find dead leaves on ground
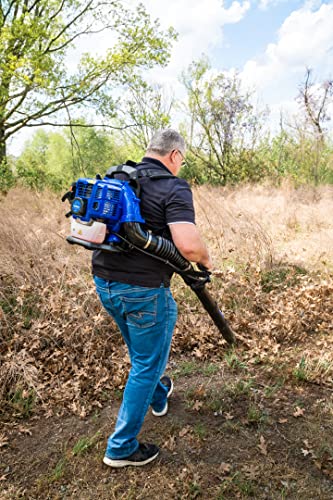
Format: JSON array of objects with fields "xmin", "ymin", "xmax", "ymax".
[{"xmin": 1, "ymin": 234, "xmax": 333, "ymax": 417}]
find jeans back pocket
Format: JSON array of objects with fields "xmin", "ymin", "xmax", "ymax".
[{"xmin": 122, "ymin": 294, "xmax": 158, "ymax": 329}]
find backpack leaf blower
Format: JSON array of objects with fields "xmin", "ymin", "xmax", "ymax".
[{"xmin": 62, "ymin": 164, "xmax": 235, "ymax": 345}]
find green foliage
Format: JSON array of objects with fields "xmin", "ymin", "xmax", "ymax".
[
  {"xmin": 16, "ymin": 125, "xmax": 119, "ymax": 189},
  {"xmin": 0, "ymin": 0, "xmax": 176, "ymax": 164},
  {"xmin": 181, "ymin": 57, "xmax": 267, "ymax": 185},
  {"xmin": 224, "ymin": 349, "xmax": 247, "ymax": 371},
  {"xmin": 16, "ymin": 130, "xmax": 65, "ymax": 190},
  {"xmin": 266, "ymin": 130, "xmax": 333, "ymax": 185},
  {"xmin": 293, "ymin": 357, "xmax": 308, "ymax": 382},
  {"xmin": 49, "ymin": 458, "xmax": 67, "ymax": 482},
  {"xmin": 0, "ymin": 158, "xmax": 16, "ymax": 193},
  {"xmin": 72, "ymin": 432, "xmax": 100, "ymax": 456},
  {"xmin": 192, "ymin": 422, "xmax": 207, "ymax": 440},
  {"xmin": 117, "ymin": 78, "xmax": 173, "ymax": 151}
]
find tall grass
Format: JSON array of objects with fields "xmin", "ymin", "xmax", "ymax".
[{"xmin": 1, "ymin": 184, "xmax": 332, "ymax": 417}]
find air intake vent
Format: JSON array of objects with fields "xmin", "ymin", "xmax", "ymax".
[
  {"xmin": 95, "ymin": 187, "xmax": 103, "ymax": 199},
  {"xmin": 106, "ymin": 188, "xmax": 120, "ymax": 201},
  {"xmin": 77, "ymin": 182, "xmax": 93, "ymax": 198},
  {"xmin": 102, "ymin": 201, "xmax": 118, "ymax": 218}
]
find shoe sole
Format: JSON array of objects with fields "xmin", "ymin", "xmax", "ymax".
[
  {"xmin": 152, "ymin": 380, "xmax": 174, "ymax": 417},
  {"xmin": 103, "ymin": 451, "xmax": 159, "ymax": 468}
]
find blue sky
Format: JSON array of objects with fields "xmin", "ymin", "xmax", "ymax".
[
  {"xmin": 213, "ymin": 1, "xmax": 306, "ymax": 68},
  {"xmin": 8, "ymin": 0, "xmax": 333, "ymax": 153},
  {"xmin": 142, "ymin": 0, "xmax": 333, "ymax": 131}
]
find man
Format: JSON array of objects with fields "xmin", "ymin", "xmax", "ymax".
[{"xmin": 92, "ymin": 129, "xmax": 212, "ymax": 467}]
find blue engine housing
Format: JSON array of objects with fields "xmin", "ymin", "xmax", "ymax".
[{"xmin": 71, "ymin": 177, "xmax": 145, "ymax": 243}]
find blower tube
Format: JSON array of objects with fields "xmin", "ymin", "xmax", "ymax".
[
  {"xmin": 124, "ymin": 223, "xmax": 236, "ymax": 345},
  {"xmin": 67, "ymin": 222, "xmax": 236, "ymax": 344}
]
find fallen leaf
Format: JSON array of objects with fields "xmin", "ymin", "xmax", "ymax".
[
  {"xmin": 193, "ymin": 400, "xmax": 203, "ymax": 411},
  {"xmin": 242, "ymin": 464, "xmax": 260, "ymax": 480},
  {"xmin": 163, "ymin": 435, "xmax": 176, "ymax": 451},
  {"xmin": 18, "ymin": 426, "xmax": 32, "ymax": 436},
  {"xmin": 219, "ymin": 462, "xmax": 231, "ymax": 474},
  {"xmin": 293, "ymin": 406, "xmax": 305, "ymax": 418},
  {"xmin": 179, "ymin": 426, "xmax": 191, "ymax": 438},
  {"xmin": 258, "ymin": 435, "xmax": 268, "ymax": 456},
  {"xmin": 301, "ymin": 448, "xmax": 310, "ymax": 457},
  {"xmin": 224, "ymin": 412, "xmax": 234, "ymax": 420},
  {"xmin": 278, "ymin": 418, "xmax": 288, "ymax": 424},
  {"xmin": 0, "ymin": 434, "xmax": 9, "ymax": 448}
]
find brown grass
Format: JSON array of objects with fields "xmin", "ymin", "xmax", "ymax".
[
  {"xmin": 1, "ymin": 184, "xmax": 333, "ymax": 498},
  {"xmin": 193, "ymin": 183, "xmax": 333, "ymax": 272},
  {"xmin": 0, "ymin": 185, "xmax": 332, "ymax": 416}
]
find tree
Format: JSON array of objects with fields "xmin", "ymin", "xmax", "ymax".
[
  {"xmin": 16, "ymin": 129, "xmax": 71, "ymax": 189},
  {"xmin": 298, "ymin": 68, "xmax": 333, "ymax": 144},
  {"xmin": 181, "ymin": 57, "xmax": 267, "ymax": 184},
  {"xmin": 16, "ymin": 123, "xmax": 121, "ymax": 189},
  {"xmin": 293, "ymin": 68, "xmax": 333, "ymax": 184},
  {"xmin": 0, "ymin": 0, "xmax": 176, "ymax": 170},
  {"xmin": 117, "ymin": 78, "xmax": 174, "ymax": 152}
]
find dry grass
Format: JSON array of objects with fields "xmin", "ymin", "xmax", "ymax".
[
  {"xmin": 1, "ymin": 184, "xmax": 333, "ymax": 498},
  {"xmin": 0, "ymin": 185, "xmax": 332, "ymax": 417},
  {"xmin": 193, "ymin": 183, "xmax": 333, "ymax": 272}
]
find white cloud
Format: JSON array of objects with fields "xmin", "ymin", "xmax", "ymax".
[
  {"xmin": 239, "ymin": 2, "xmax": 333, "ymax": 132},
  {"xmin": 257, "ymin": 0, "xmax": 288, "ymax": 10},
  {"xmin": 140, "ymin": 0, "xmax": 250, "ymax": 77},
  {"xmin": 241, "ymin": 3, "xmax": 333, "ymax": 91}
]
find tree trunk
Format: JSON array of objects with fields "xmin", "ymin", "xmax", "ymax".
[
  {"xmin": 0, "ymin": 125, "xmax": 15, "ymax": 194},
  {"xmin": 0, "ymin": 123, "xmax": 6, "ymax": 163}
]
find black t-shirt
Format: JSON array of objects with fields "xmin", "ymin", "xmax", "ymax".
[{"xmin": 92, "ymin": 157, "xmax": 195, "ymax": 287}]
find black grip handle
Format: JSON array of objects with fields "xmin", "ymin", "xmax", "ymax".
[{"xmin": 105, "ymin": 164, "xmax": 138, "ymax": 181}]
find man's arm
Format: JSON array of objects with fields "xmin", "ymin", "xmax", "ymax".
[{"xmin": 169, "ymin": 223, "xmax": 213, "ymax": 270}]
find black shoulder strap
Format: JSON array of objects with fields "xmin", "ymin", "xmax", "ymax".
[{"xmin": 136, "ymin": 162, "xmax": 174, "ymax": 180}]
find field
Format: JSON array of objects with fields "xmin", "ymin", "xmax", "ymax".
[{"xmin": 1, "ymin": 184, "xmax": 333, "ymax": 499}]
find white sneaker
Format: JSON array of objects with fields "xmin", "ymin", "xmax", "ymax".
[{"xmin": 152, "ymin": 377, "xmax": 173, "ymax": 417}]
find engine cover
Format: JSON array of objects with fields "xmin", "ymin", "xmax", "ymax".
[{"xmin": 70, "ymin": 177, "xmax": 145, "ymax": 244}]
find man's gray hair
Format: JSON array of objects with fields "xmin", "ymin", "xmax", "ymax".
[{"xmin": 146, "ymin": 129, "xmax": 186, "ymax": 156}]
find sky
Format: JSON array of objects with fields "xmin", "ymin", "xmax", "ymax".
[
  {"xmin": 8, "ymin": 0, "xmax": 333, "ymax": 153},
  {"xmin": 140, "ymin": 0, "xmax": 333, "ymax": 130}
]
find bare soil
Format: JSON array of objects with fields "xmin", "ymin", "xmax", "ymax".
[{"xmin": 1, "ymin": 353, "xmax": 333, "ymax": 499}]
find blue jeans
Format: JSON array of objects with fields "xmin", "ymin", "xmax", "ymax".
[{"xmin": 93, "ymin": 276, "xmax": 177, "ymax": 459}]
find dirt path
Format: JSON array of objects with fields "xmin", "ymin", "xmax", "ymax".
[{"xmin": 1, "ymin": 357, "xmax": 333, "ymax": 499}]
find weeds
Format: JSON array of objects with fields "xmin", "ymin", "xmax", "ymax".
[
  {"xmin": 224, "ymin": 350, "xmax": 248, "ymax": 372},
  {"xmin": 72, "ymin": 432, "xmax": 101, "ymax": 456},
  {"xmin": 202, "ymin": 363, "xmax": 220, "ymax": 376},
  {"xmin": 1, "ymin": 185, "xmax": 333, "ymax": 500},
  {"xmin": 9, "ymin": 388, "xmax": 36, "ymax": 418},
  {"xmin": 217, "ymin": 472, "xmax": 257, "ymax": 498},
  {"xmin": 193, "ymin": 422, "xmax": 207, "ymax": 440},
  {"xmin": 293, "ymin": 357, "xmax": 308, "ymax": 381},
  {"xmin": 264, "ymin": 377, "xmax": 285, "ymax": 398},
  {"xmin": 293, "ymin": 354, "xmax": 333, "ymax": 384},
  {"xmin": 174, "ymin": 361, "xmax": 199, "ymax": 377},
  {"xmin": 225, "ymin": 379, "xmax": 255, "ymax": 398},
  {"xmin": 1, "ymin": 186, "xmax": 333, "ymax": 418},
  {"xmin": 247, "ymin": 404, "xmax": 267, "ymax": 426},
  {"xmin": 260, "ymin": 264, "xmax": 307, "ymax": 293},
  {"xmin": 52, "ymin": 458, "xmax": 66, "ymax": 481},
  {"xmin": 173, "ymin": 361, "xmax": 221, "ymax": 379}
]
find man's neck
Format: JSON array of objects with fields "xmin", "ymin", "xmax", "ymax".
[{"xmin": 144, "ymin": 153, "xmax": 177, "ymax": 175}]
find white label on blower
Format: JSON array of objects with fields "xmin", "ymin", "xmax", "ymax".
[{"xmin": 71, "ymin": 219, "xmax": 107, "ymax": 244}]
